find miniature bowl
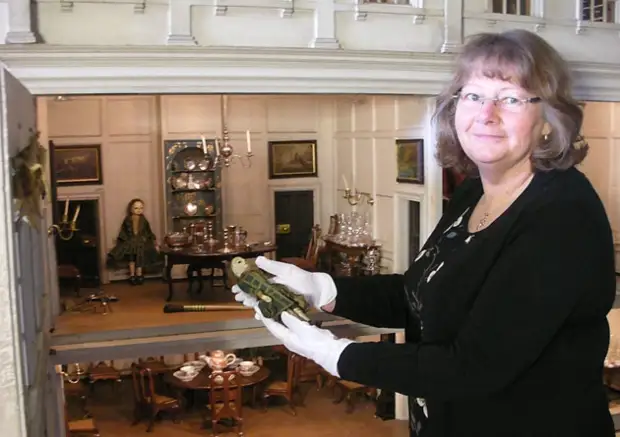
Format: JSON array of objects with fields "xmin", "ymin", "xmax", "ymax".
[{"xmin": 165, "ymin": 232, "xmax": 190, "ymax": 249}]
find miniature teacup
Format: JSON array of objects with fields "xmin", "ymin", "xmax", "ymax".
[{"xmin": 238, "ymin": 361, "xmax": 255, "ymax": 372}]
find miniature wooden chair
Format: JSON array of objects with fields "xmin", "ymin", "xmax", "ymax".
[
  {"xmin": 138, "ymin": 356, "xmax": 170, "ymax": 375},
  {"xmin": 206, "ymin": 369, "xmax": 243, "ymax": 437},
  {"xmin": 262, "ymin": 351, "xmax": 304, "ymax": 415},
  {"xmin": 87, "ymin": 361, "xmax": 121, "ymax": 394},
  {"xmin": 65, "ymin": 403, "xmax": 100, "ymax": 436},
  {"xmin": 331, "ymin": 379, "xmax": 378, "ymax": 414},
  {"xmin": 280, "ymin": 225, "xmax": 323, "ymax": 272},
  {"xmin": 58, "ymin": 264, "xmax": 81, "ymax": 296},
  {"xmin": 131, "ymin": 363, "xmax": 181, "ymax": 432}
]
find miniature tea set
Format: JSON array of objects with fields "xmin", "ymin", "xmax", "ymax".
[{"xmin": 173, "ymin": 350, "xmax": 260, "ymax": 382}]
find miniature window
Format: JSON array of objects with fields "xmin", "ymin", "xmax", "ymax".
[
  {"xmin": 492, "ymin": 0, "xmax": 532, "ymax": 15},
  {"xmin": 580, "ymin": 0, "xmax": 617, "ymax": 23}
]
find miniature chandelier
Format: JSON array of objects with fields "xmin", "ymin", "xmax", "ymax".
[{"xmin": 209, "ymin": 95, "xmax": 253, "ymax": 168}]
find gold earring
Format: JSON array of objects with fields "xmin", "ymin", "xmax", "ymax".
[{"xmin": 543, "ymin": 133, "xmax": 549, "ymax": 142}]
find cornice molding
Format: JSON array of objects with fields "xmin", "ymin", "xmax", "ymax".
[{"xmin": 0, "ymin": 45, "xmax": 619, "ymax": 100}]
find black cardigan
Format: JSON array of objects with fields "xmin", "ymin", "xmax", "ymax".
[{"xmin": 332, "ymin": 167, "xmax": 617, "ymax": 437}]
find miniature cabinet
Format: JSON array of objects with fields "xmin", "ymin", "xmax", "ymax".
[{"xmin": 163, "ymin": 139, "xmax": 223, "ymax": 238}]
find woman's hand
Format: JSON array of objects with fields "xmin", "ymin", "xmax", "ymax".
[
  {"xmin": 254, "ymin": 256, "xmax": 338, "ymax": 312},
  {"xmin": 258, "ymin": 309, "xmax": 353, "ymax": 377}
]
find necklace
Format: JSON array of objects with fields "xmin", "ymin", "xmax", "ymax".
[
  {"xmin": 473, "ymin": 173, "xmax": 534, "ymax": 232},
  {"xmin": 476, "ymin": 212, "xmax": 490, "ymax": 231}
]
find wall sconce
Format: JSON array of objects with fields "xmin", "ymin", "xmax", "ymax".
[
  {"xmin": 60, "ymin": 362, "xmax": 86, "ymax": 384},
  {"xmin": 343, "ymin": 188, "xmax": 375, "ymax": 206},
  {"xmin": 48, "ymin": 199, "xmax": 80, "ymax": 241}
]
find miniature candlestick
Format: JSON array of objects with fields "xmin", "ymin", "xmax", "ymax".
[
  {"xmin": 71, "ymin": 205, "xmax": 80, "ymax": 224},
  {"xmin": 63, "ymin": 199, "xmax": 69, "ymax": 222},
  {"xmin": 246, "ymin": 129, "xmax": 252, "ymax": 154},
  {"xmin": 201, "ymin": 134, "xmax": 208, "ymax": 154}
]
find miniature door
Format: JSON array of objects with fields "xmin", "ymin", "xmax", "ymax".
[{"xmin": 0, "ymin": 67, "xmax": 59, "ymax": 436}]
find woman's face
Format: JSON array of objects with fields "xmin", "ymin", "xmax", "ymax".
[
  {"xmin": 454, "ymin": 74, "xmax": 546, "ymax": 174},
  {"xmin": 131, "ymin": 201, "xmax": 144, "ymax": 216}
]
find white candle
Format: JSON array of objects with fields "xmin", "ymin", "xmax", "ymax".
[
  {"xmin": 72, "ymin": 205, "xmax": 80, "ymax": 224},
  {"xmin": 215, "ymin": 138, "xmax": 220, "ymax": 156},
  {"xmin": 63, "ymin": 199, "xmax": 69, "ymax": 221},
  {"xmin": 200, "ymin": 134, "xmax": 207, "ymax": 154},
  {"xmin": 342, "ymin": 174, "xmax": 349, "ymax": 190},
  {"xmin": 246, "ymin": 130, "xmax": 252, "ymax": 154}
]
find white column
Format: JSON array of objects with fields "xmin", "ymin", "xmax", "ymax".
[
  {"xmin": 440, "ymin": 0, "xmax": 463, "ymax": 53},
  {"xmin": 310, "ymin": 0, "xmax": 341, "ymax": 49},
  {"xmin": 5, "ymin": 0, "xmax": 37, "ymax": 44},
  {"xmin": 167, "ymin": 0, "xmax": 197, "ymax": 46}
]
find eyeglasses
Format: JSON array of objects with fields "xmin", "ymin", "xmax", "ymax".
[{"xmin": 453, "ymin": 92, "xmax": 541, "ymax": 113}]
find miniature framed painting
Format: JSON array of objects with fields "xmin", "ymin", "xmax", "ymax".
[
  {"xmin": 54, "ymin": 144, "xmax": 103, "ymax": 186},
  {"xmin": 268, "ymin": 140, "xmax": 318, "ymax": 179},
  {"xmin": 396, "ymin": 139, "xmax": 424, "ymax": 184}
]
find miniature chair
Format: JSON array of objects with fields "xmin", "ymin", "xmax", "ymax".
[
  {"xmin": 331, "ymin": 379, "xmax": 378, "ymax": 414},
  {"xmin": 131, "ymin": 363, "xmax": 181, "ymax": 432},
  {"xmin": 138, "ymin": 356, "xmax": 170, "ymax": 375},
  {"xmin": 65, "ymin": 404, "xmax": 100, "ymax": 436},
  {"xmin": 58, "ymin": 264, "xmax": 81, "ymax": 296},
  {"xmin": 280, "ymin": 225, "xmax": 323, "ymax": 272},
  {"xmin": 262, "ymin": 351, "xmax": 304, "ymax": 415},
  {"xmin": 87, "ymin": 361, "xmax": 121, "ymax": 394},
  {"xmin": 206, "ymin": 369, "xmax": 243, "ymax": 437}
]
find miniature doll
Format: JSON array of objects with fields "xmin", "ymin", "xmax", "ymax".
[{"xmin": 107, "ymin": 198, "xmax": 162, "ymax": 285}]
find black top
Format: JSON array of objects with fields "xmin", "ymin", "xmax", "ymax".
[{"xmin": 332, "ymin": 167, "xmax": 617, "ymax": 437}]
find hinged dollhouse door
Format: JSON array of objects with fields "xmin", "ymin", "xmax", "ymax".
[{"xmin": 0, "ymin": 65, "xmax": 56, "ymax": 437}]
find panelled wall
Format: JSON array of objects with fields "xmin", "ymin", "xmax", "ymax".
[
  {"xmin": 38, "ymin": 96, "xmax": 162, "ymax": 282},
  {"xmin": 39, "ymin": 94, "xmax": 430, "ymax": 282},
  {"xmin": 580, "ymin": 101, "xmax": 620, "ymax": 334},
  {"xmin": 334, "ymin": 95, "xmax": 435, "ymax": 270},
  {"xmin": 580, "ymin": 101, "xmax": 620, "ymax": 244}
]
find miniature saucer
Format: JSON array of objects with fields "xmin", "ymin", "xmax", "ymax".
[{"xmin": 174, "ymin": 370, "xmax": 198, "ymax": 382}]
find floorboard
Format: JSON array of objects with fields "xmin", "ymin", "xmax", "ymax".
[
  {"xmin": 72, "ymin": 379, "xmax": 409, "ymax": 437},
  {"xmin": 54, "ymin": 279, "xmax": 255, "ymax": 336}
]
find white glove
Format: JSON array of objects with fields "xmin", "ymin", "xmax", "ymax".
[
  {"xmin": 258, "ymin": 309, "xmax": 354, "ymax": 377},
  {"xmin": 231, "ymin": 284, "xmax": 258, "ymax": 309},
  {"xmin": 255, "ymin": 256, "xmax": 337, "ymax": 311}
]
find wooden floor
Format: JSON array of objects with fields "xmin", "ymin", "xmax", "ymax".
[
  {"xmin": 74, "ymin": 379, "xmax": 409, "ymax": 437},
  {"xmin": 54, "ymin": 279, "xmax": 256, "ymax": 336}
]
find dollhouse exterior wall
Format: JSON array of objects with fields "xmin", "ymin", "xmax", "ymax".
[{"xmin": 2, "ymin": 1, "xmax": 620, "ymax": 64}]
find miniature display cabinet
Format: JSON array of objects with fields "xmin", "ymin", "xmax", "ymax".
[{"xmin": 163, "ymin": 139, "xmax": 223, "ymax": 238}]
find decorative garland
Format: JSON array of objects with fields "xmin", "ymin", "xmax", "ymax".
[{"xmin": 11, "ymin": 130, "xmax": 48, "ymax": 229}]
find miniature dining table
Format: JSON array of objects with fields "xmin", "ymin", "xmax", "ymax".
[
  {"xmin": 160, "ymin": 243, "xmax": 277, "ymax": 301},
  {"xmin": 163, "ymin": 365, "xmax": 271, "ymax": 409}
]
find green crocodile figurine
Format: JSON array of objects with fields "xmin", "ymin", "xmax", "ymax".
[{"xmin": 230, "ymin": 257, "xmax": 311, "ymax": 323}]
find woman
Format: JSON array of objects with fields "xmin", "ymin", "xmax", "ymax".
[{"xmin": 234, "ymin": 29, "xmax": 617, "ymax": 436}]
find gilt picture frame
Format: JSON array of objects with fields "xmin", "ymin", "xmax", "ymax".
[
  {"xmin": 54, "ymin": 144, "xmax": 103, "ymax": 186},
  {"xmin": 268, "ymin": 140, "xmax": 318, "ymax": 179},
  {"xmin": 396, "ymin": 139, "xmax": 424, "ymax": 184}
]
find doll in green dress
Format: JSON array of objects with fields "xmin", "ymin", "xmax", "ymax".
[{"xmin": 107, "ymin": 198, "xmax": 162, "ymax": 285}]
